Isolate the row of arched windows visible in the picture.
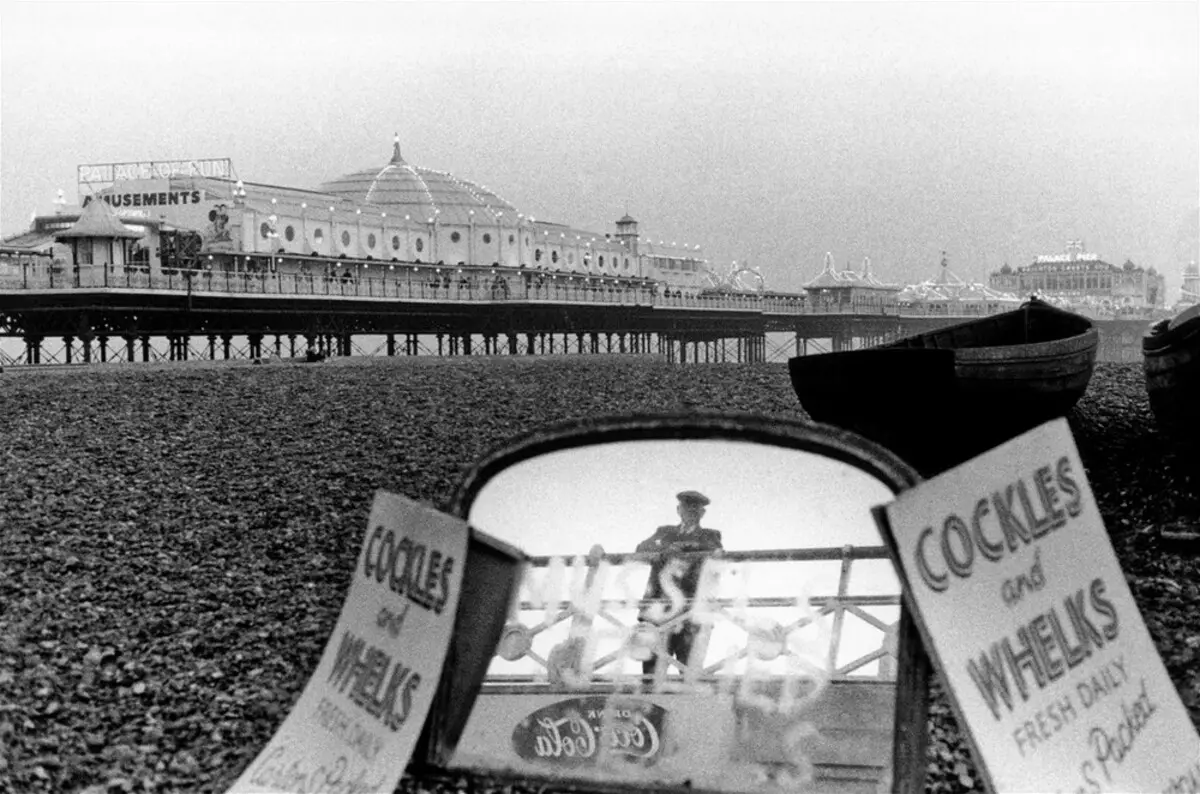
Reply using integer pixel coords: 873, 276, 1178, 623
253, 220, 647, 276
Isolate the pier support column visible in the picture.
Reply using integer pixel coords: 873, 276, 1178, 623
80, 336, 92, 364
207, 335, 217, 360
249, 334, 264, 359
124, 336, 134, 363
274, 335, 283, 358
140, 335, 151, 362
618, 334, 626, 353
386, 333, 396, 357
24, 336, 42, 365
63, 336, 74, 364
288, 335, 297, 358
525, 334, 535, 356
437, 334, 445, 356
222, 335, 232, 360
98, 336, 108, 363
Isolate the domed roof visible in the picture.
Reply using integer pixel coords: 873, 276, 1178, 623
317, 136, 519, 226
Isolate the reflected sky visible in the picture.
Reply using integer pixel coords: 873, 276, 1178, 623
468, 439, 896, 556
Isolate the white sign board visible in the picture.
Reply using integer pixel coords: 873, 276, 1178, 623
877, 419, 1200, 793
227, 491, 468, 794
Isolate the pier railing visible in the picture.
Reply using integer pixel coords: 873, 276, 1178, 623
484, 545, 900, 694
0, 265, 1029, 319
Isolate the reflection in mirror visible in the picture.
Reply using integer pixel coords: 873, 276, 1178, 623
451, 439, 905, 793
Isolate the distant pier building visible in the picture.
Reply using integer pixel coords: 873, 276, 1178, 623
802, 253, 902, 311
988, 240, 1166, 315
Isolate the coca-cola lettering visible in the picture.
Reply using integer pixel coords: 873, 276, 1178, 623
513, 697, 667, 767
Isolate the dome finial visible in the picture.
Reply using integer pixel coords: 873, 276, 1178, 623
391, 133, 404, 164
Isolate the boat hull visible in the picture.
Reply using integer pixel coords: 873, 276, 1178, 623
1143, 304, 1200, 451
789, 300, 1099, 475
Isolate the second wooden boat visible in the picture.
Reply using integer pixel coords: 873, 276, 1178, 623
1143, 303, 1200, 451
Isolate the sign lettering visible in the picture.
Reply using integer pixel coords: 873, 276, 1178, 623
83, 191, 205, 209
512, 697, 667, 767
225, 491, 467, 794
877, 419, 1200, 792
78, 158, 232, 184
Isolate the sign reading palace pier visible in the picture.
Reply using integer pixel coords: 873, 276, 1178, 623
78, 158, 233, 187
877, 419, 1200, 793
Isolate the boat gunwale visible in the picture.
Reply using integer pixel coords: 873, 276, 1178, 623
1144, 310, 1200, 358
949, 326, 1099, 363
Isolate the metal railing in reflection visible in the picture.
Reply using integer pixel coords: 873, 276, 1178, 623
484, 545, 901, 693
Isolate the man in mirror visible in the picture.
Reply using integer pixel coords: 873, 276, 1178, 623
636, 490, 724, 685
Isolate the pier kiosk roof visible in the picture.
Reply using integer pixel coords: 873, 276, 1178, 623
55, 197, 143, 240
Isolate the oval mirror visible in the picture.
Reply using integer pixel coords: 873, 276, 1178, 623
434, 414, 930, 794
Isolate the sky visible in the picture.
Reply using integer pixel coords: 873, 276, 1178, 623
2, 1, 1197, 296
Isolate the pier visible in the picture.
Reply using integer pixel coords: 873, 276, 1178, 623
0, 262, 1154, 368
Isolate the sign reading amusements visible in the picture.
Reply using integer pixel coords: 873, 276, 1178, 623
226, 491, 467, 794
876, 419, 1200, 793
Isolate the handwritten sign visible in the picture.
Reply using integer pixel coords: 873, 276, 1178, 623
877, 419, 1200, 793
226, 491, 467, 794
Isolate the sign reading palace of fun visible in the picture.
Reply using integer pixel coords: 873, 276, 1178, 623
226, 491, 467, 794
878, 419, 1200, 794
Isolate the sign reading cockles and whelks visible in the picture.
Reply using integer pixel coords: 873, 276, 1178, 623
225, 491, 468, 794
875, 418, 1200, 794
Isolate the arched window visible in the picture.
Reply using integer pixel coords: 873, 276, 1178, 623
483, 233, 492, 244
416, 238, 425, 253
392, 236, 401, 251
535, 249, 543, 262
285, 226, 295, 242
341, 230, 351, 247
451, 231, 461, 243
551, 251, 559, 263
367, 233, 376, 249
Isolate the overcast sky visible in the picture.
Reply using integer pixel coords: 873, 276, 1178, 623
2, 1, 1197, 295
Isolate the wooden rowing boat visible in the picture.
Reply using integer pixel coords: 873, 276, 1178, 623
1143, 303, 1200, 451
788, 298, 1099, 475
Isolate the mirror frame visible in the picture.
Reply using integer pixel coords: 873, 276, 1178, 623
441, 412, 932, 794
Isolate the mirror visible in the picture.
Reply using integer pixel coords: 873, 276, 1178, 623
439, 414, 930, 794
